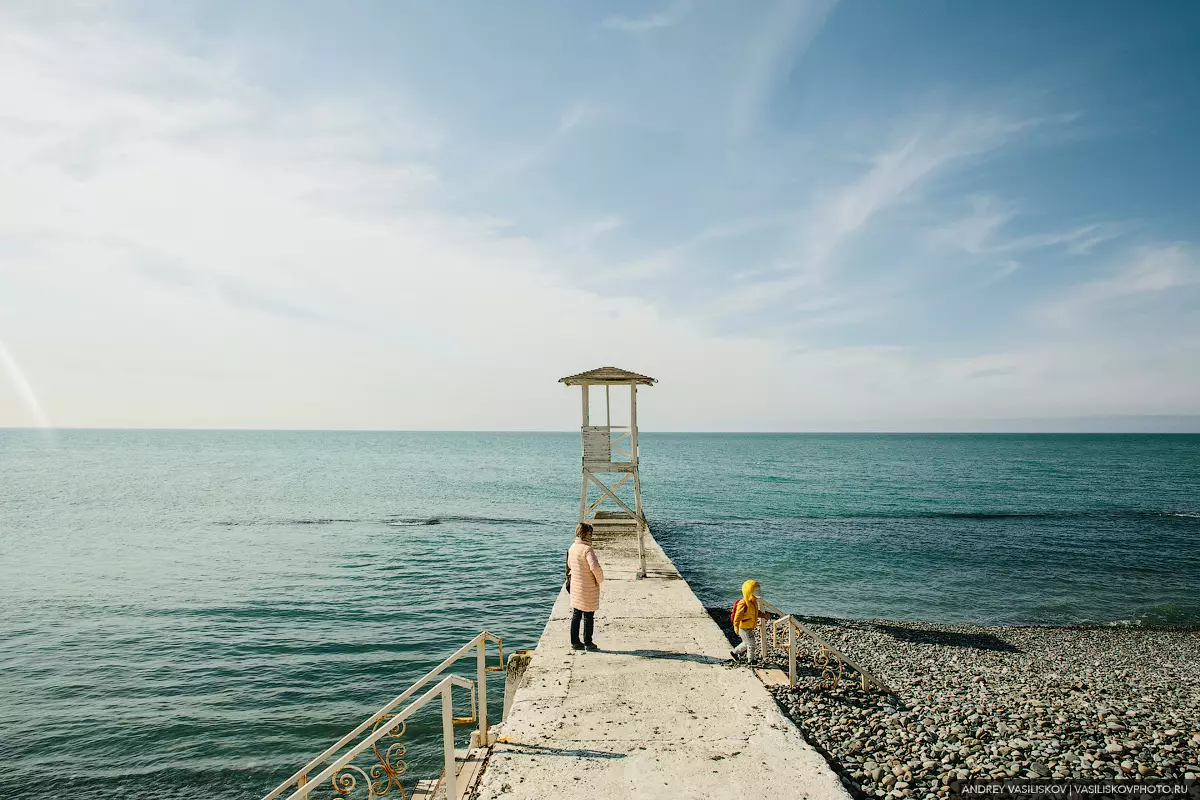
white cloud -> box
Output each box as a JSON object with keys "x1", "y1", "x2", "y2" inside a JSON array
[
  {"x1": 0, "y1": 11, "x2": 814, "y2": 430},
  {"x1": 1, "y1": 8, "x2": 1197, "y2": 431},
  {"x1": 602, "y1": 1, "x2": 692, "y2": 33},
  {"x1": 714, "y1": 112, "x2": 1053, "y2": 316},
  {"x1": 1043, "y1": 244, "x2": 1200, "y2": 327},
  {"x1": 810, "y1": 115, "x2": 1037, "y2": 266},
  {"x1": 730, "y1": 0, "x2": 838, "y2": 140},
  {"x1": 1001, "y1": 223, "x2": 1124, "y2": 256},
  {"x1": 926, "y1": 196, "x2": 1017, "y2": 255}
]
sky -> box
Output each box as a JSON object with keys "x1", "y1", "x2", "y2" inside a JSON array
[{"x1": 1, "y1": 0, "x2": 1199, "y2": 432}]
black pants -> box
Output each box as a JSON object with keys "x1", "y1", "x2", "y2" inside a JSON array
[{"x1": 570, "y1": 609, "x2": 595, "y2": 645}]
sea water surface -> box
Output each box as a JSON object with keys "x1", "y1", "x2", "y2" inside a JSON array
[{"x1": 1, "y1": 430, "x2": 1197, "y2": 797}]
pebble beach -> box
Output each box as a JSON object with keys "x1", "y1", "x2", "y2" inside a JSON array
[{"x1": 752, "y1": 617, "x2": 1200, "y2": 798}]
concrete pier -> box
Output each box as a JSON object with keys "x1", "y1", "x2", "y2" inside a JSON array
[{"x1": 473, "y1": 529, "x2": 850, "y2": 800}]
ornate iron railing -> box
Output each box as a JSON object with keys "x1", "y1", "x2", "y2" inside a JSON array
[
  {"x1": 262, "y1": 632, "x2": 503, "y2": 800},
  {"x1": 758, "y1": 602, "x2": 892, "y2": 694}
]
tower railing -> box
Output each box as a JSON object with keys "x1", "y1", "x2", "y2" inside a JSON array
[{"x1": 262, "y1": 631, "x2": 503, "y2": 800}]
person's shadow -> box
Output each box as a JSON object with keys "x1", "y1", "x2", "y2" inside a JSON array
[
  {"x1": 598, "y1": 649, "x2": 728, "y2": 665},
  {"x1": 500, "y1": 742, "x2": 627, "y2": 759}
]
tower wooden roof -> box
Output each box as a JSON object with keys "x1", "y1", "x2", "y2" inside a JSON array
[{"x1": 559, "y1": 366, "x2": 657, "y2": 386}]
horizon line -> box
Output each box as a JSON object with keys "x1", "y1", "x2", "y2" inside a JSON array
[{"x1": 3, "y1": 423, "x2": 1199, "y2": 435}]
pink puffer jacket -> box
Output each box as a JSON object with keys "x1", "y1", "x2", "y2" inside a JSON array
[{"x1": 567, "y1": 540, "x2": 604, "y2": 612}]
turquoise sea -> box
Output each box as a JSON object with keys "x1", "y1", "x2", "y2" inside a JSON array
[{"x1": 1, "y1": 430, "x2": 1198, "y2": 798}]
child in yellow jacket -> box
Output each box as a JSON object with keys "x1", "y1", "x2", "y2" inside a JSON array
[{"x1": 730, "y1": 579, "x2": 771, "y2": 662}]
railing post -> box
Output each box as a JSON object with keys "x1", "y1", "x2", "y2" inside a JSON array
[
  {"x1": 442, "y1": 683, "x2": 457, "y2": 800},
  {"x1": 757, "y1": 616, "x2": 767, "y2": 663},
  {"x1": 476, "y1": 637, "x2": 488, "y2": 746},
  {"x1": 788, "y1": 619, "x2": 798, "y2": 688}
]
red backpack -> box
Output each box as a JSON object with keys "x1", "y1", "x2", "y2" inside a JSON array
[{"x1": 730, "y1": 598, "x2": 745, "y2": 628}]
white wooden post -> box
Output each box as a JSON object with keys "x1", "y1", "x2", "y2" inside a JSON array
[
  {"x1": 788, "y1": 619, "x2": 798, "y2": 688},
  {"x1": 630, "y1": 383, "x2": 646, "y2": 578},
  {"x1": 442, "y1": 683, "x2": 456, "y2": 800},
  {"x1": 629, "y1": 383, "x2": 638, "y2": 468},
  {"x1": 579, "y1": 470, "x2": 588, "y2": 524},
  {"x1": 579, "y1": 385, "x2": 590, "y2": 523},
  {"x1": 476, "y1": 637, "x2": 488, "y2": 746},
  {"x1": 758, "y1": 617, "x2": 767, "y2": 663}
]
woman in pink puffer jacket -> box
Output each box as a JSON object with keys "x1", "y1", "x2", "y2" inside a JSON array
[{"x1": 566, "y1": 522, "x2": 605, "y2": 650}]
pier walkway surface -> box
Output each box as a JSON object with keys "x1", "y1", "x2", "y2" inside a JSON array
[{"x1": 473, "y1": 530, "x2": 849, "y2": 800}]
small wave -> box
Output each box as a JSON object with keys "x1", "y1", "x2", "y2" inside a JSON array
[
  {"x1": 385, "y1": 514, "x2": 551, "y2": 527},
  {"x1": 218, "y1": 514, "x2": 553, "y2": 527},
  {"x1": 657, "y1": 509, "x2": 1199, "y2": 525},
  {"x1": 1129, "y1": 603, "x2": 1200, "y2": 628},
  {"x1": 216, "y1": 518, "x2": 359, "y2": 526}
]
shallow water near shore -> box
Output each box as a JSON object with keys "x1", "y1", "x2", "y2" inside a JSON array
[{"x1": 1, "y1": 430, "x2": 1197, "y2": 797}]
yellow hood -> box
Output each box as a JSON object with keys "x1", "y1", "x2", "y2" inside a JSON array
[{"x1": 741, "y1": 579, "x2": 760, "y2": 603}]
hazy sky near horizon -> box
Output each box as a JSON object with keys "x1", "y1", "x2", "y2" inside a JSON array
[{"x1": 2, "y1": 1, "x2": 1199, "y2": 432}]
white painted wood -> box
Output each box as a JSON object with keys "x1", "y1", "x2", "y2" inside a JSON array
[
  {"x1": 476, "y1": 639, "x2": 488, "y2": 747},
  {"x1": 265, "y1": 634, "x2": 500, "y2": 800},
  {"x1": 278, "y1": 674, "x2": 473, "y2": 800},
  {"x1": 630, "y1": 383, "x2": 639, "y2": 468},
  {"x1": 579, "y1": 469, "x2": 589, "y2": 523},
  {"x1": 582, "y1": 426, "x2": 612, "y2": 461},
  {"x1": 586, "y1": 472, "x2": 644, "y2": 523},
  {"x1": 582, "y1": 460, "x2": 636, "y2": 473},
  {"x1": 566, "y1": 369, "x2": 653, "y2": 578},
  {"x1": 788, "y1": 619, "x2": 798, "y2": 689},
  {"x1": 630, "y1": 382, "x2": 646, "y2": 578},
  {"x1": 588, "y1": 474, "x2": 630, "y2": 512},
  {"x1": 442, "y1": 683, "x2": 456, "y2": 800}
]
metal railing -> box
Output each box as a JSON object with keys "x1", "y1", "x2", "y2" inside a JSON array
[
  {"x1": 758, "y1": 602, "x2": 892, "y2": 694},
  {"x1": 263, "y1": 631, "x2": 503, "y2": 800}
]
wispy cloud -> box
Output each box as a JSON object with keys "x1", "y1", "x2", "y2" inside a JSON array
[
  {"x1": 1044, "y1": 244, "x2": 1200, "y2": 326},
  {"x1": 457, "y1": 103, "x2": 601, "y2": 199},
  {"x1": 931, "y1": 197, "x2": 1126, "y2": 259},
  {"x1": 558, "y1": 103, "x2": 597, "y2": 134},
  {"x1": 714, "y1": 111, "x2": 1061, "y2": 318},
  {"x1": 602, "y1": 1, "x2": 692, "y2": 33},
  {"x1": 1002, "y1": 223, "x2": 1125, "y2": 256},
  {"x1": 927, "y1": 196, "x2": 1018, "y2": 255},
  {"x1": 730, "y1": 0, "x2": 838, "y2": 140},
  {"x1": 129, "y1": 251, "x2": 340, "y2": 326},
  {"x1": 806, "y1": 114, "x2": 1044, "y2": 266}
]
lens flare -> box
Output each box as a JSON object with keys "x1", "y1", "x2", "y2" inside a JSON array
[{"x1": 0, "y1": 334, "x2": 56, "y2": 445}]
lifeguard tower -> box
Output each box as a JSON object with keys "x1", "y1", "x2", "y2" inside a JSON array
[{"x1": 559, "y1": 366, "x2": 656, "y2": 578}]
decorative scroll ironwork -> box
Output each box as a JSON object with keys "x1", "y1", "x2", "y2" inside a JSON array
[
  {"x1": 763, "y1": 612, "x2": 892, "y2": 694},
  {"x1": 814, "y1": 645, "x2": 844, "y2": 689},
  {"x1": 329, "y1": 717, "x2": 408, "y2": 799}
]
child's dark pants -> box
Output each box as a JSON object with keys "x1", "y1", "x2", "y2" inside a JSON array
[{"x1": 570, "y1": 609, "x2": 594, "y2": 646}]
